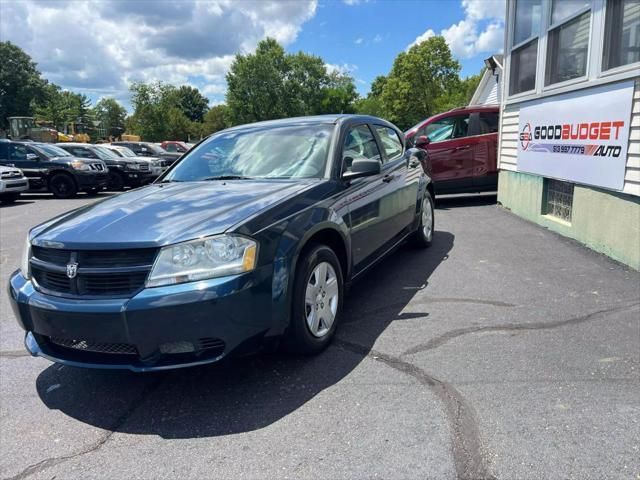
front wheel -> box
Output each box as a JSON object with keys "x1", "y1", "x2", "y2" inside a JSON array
[
  {"x1": 49, "y1": 173, "x2": 77, "y2": 199},
  {"x1": 285, "y1": 245, "x2": 344, "y2": 354},
  {"x1": 411, "y1": 190, "x2": 434, "y2": 248},
  {"x1": 108, "y1": 171, "x2": 125, "y2": 191}
]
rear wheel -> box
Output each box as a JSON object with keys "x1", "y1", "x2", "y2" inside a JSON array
[
  {"x1": 48, "y1": 173, "x2": 77, "y2": 199},
  {"x1": 411, "y1": 190, "x2": 434, "y2": 248},
  {"x1": 285, "y1": 245, "x2": 343, "y2": 354}
]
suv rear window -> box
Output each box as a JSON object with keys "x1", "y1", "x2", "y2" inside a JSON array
[{"x1": 478, "y1": 112, "x2": 499, "y2": 134}]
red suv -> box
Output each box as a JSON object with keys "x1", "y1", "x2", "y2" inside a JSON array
[{"x1": 405, "y1": 105, "x2": 499, "y2": 195}]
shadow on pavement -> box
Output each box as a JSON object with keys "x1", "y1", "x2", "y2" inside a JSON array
[
  {"x1": 435, "y1": 193, "x2": 497, "y2": 210},
  {"x1": 35, "y1": 231, "x2": 454, "y2": 439}
]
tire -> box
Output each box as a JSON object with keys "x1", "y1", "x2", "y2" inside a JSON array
[
  {"x1": 0, "y1": 193, "x2": 19, "y2": 204},
  {"x1": 107, "y1": 171, "x2": 125, "y2": 191},
  {"x1": 48, "y1": 173, "x2": 77, "y2": 199},
  {"x1": 411, "y1": 190, "x2": 434, "y2": 248},
  {"x1": 285, "y1": 244, "x2": 344, "y2": 355}
]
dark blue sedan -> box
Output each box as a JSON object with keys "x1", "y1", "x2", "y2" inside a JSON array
[{"x1": 8, "y1": 115, "x2": 435, "y2": 371}]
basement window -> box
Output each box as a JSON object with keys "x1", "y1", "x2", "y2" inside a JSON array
[{"x1": 543, "y1": 179, "x2": 574, "y2": 222}]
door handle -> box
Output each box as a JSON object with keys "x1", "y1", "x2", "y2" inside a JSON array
[
  {"x1": 382, "y1": 174, "x2": 394, "y2": 183},
  {"x1": 454, "y1": 145, "x2": 471, "y2": 152}
]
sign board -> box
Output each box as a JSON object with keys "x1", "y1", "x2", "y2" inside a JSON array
[{"x1": 517, "y1": 81, "x2": 634, "y2": 191}]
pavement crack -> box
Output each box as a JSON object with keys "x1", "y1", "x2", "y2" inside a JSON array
[
  {"x1": 335, "y1": 338, "x2": 497, "y2": 480},
  {"x1": 403, "y1": 302, "x2": 640, "y2": 357},
  {"x1": 4, "y1": 376, "x2": 165, "y2": 480},
  {"x1": 0, "y1": 350, "x2": 30, "y2": 358}
]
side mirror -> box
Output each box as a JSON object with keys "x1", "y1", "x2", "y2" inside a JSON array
[
  {"x1": 342, "y1": 157, "x2": 381, "y2": 181},
  {"x1": 26, "y1": 153, "x2": 39, "y2": 161},
  {"x1": 415, "y1": 135, "x2": 430, "y2": 148}
]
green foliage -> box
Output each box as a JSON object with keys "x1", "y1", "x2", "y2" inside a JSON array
[
  {"x1": 93, "y1": 98, "x2": 127, "y2": 138},
  {"x1": 202, "y1": 104, "x2": 231, "y2": 135},
  {"x1": 176, "y1": 85, "x2": 209, "y2": 122},
  {"x1": 128, "y1": 81, "x2": 194, "y2": 141},
  {"x1": 226, "y1": 38, "x2": 359, "y2": 124},
  {"x1": 380, "y1": 36, "x2": 462, "y2": 130},
  {"x1": 34, "y1": 84, "x2": 94, "y2": 132},
  {"x1": 0, "y1": 41, "x2": 48, "y2": 130}
]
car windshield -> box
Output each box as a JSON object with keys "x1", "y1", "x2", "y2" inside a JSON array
[
  {"x1": 164, "y1": 124, "x2": 333, "y2": 182},
  {"x1": 33, "y1": 144, "x2": 72, "y2": 158},
  {"x1": 146, "y1": 144, "x2": 166, "y2": 155},
  {"x1": 116, "y1": 146, "x2": 136, "y2": 157},
  {"x1": 94, "y1": 146, "x2": 120, "y2": 159}
]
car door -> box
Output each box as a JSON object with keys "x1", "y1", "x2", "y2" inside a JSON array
[
  {"x1": 5, "y1": 144, "x2": 44, "y2": 186},
  {"x1": 371, "y1": 124, "x2": 419, "y2": 233},
  {"x1": 342, "y1": 124, "x2": 403, "y2": 270},
  {"x1": 419, "y1": 113, "x2": 473, "y2": 192},
  {"x1": 470, "y1": 110, "x2": 499, "y2": 190}
]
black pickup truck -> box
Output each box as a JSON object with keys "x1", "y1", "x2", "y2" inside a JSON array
[{"x1": 0, "y1": 140, "x2": 109, "y2": 198}]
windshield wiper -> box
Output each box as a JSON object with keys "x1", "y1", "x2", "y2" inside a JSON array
[{"x1": 202, "y1": 175, "x2": 254, "y2": 181}]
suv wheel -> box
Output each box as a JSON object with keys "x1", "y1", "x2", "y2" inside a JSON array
[
  {"x1": 411, "y1": 190, "x2": 434, "y2": 248},
  {"x1": 108, "y1": 171, "x2": 125, "y2": 191},
  {"x1": 49, "y1": 173, "x2": 77, "y2": 199},
  {"x1": 286, "y1": 245, "x2": 343, "y2": 354}
]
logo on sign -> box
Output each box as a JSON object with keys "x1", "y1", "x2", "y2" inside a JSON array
[
  {"x1": 519, "y1": 123, "x2": 532, "y2": 151},
  {"x1": 66, "y1": 262, "x2": 78, "y2": 279}
]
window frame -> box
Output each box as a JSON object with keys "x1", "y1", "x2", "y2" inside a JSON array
[
  {"x1": 508, "y1": 0, "x2": 544, "y2": 98},
  {"x1": 371, "y1": 124, "x2": 404, "y2": 163},
  {"x1": 543, "y1": 3, "x2": 593, "y2": 91},
  {"x1": 505, "y1": 0, "x2": 639, "y2": 105},
  {"x1": 339, "y1": 123, "x2": 384, "y2": 177}
]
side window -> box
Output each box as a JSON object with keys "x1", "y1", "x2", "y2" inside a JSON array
[
  {"x1": 69, "y1": 147, "x2": 89, "y2": 157},
  {"x1": 373, "y1": 125, "x2": 403, "y2": 161},
  {"x1": 9, "y1": 144, "x2": 29, "y2": 162},
  {"x1": 342, "y1": 125, "x2": 382, "y2": 173},
  {"x1": 420, "y1": 115, "x2": 470, "y2": 142},
  {"x1": 165, "y1": 144, "x2": 176, "y2": 152},
  {"x1": 478, "y1": 112, "x2": 499, "y2": 135},
  {"x1": 0, "y1": 143, "x2": 8, "y2": 160}
]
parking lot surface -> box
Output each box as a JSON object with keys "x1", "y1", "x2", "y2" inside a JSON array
[{"x1": 1, "y1": 193, "x2": 639, "y2": 480}]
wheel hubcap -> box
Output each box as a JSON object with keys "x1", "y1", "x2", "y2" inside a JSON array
[
  {"x1": 422, "y1": 196, "x2": 433, "y2": 240},
  {"x1": 305, "y1": 261, "x2": 339, "y2": 338}
]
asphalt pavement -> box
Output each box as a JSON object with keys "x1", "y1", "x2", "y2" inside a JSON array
[{"x1": 0, "y1": 192, "x2": 638, "y2": 480}]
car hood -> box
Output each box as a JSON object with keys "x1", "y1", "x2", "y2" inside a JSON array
[
  {"x1": 49, "y1": 155, "x2": 97, "y2": 164},
  {"x1": 31, "y1": 180, "x2": 316, "y2": 249}
]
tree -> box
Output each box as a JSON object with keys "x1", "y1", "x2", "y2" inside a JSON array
[
  {"x1": 202, "y1": 104, "x2": 231, "y2": 135},
  {"x1": 34, "y1": 84, "x2": 93, "y2": 132},
  {"x1": 381, "y1": 36, "x2": 461, "y2": 130},
  {"x1": 226, "y1": 38, "x2": 359, "y2": 124},
  {"x1": 0, "y1": 41, "x2": 47, "y2": 129},
  {"x1": 176, "y1": 85, "x2": 209, "y2": 122},
  {"x1": 93, "y1": 98, "x2": 127, "y2": 138}
]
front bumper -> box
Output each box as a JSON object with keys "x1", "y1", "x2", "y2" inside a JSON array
[
  {"x1": 75, "y1": 171, "x2": 109, "y2": 190},
  {"x1": 0, "y1": 178, "x2": 29, "y2": 194},
  {"x1": 8, "y1": 264, "x2": 276, "y2": 372},
  {"x1": 123, "y1": 170, "x2": 154, "y2": 186}
]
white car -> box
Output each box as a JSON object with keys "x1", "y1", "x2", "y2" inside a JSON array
[
  {"x1": 101, "y1": 144, "x2": 166, "y2": 176},
  {"x1": 0, "y1": 165, "x2": 29, "y2": 203}
]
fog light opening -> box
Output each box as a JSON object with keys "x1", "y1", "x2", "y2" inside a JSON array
[{"x1": 159, "y1": 341, "x2": 195, "y2": 354}]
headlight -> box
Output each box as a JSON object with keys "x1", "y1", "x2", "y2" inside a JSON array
[
  {"x1": 70, "y1": 161, "x2": 91, "y2": 171},
  {"x1": 126, "y1": 163, "x2": 141, "y2": 171},
  {"x1": 20, "y1": 235, "x2": 31, "y2": 279},
  {"x1": 146, "y1": 235, "x2": 258, "y2": 287}
]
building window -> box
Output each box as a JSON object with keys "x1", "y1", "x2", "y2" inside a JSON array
[
  {"x1": 545, "y1": 10, "x2": 591, "y2": 85},
  {"x1": 544, "y1": 179, "x2": 574, "y2": 222},
  {"x1": 603, "y1": 0, "x2": 640, "y2": 71},
  {"x1": 510, "y1": 0, "x2": 542, "y2": 96},
  {"x1": 510, "y1": 39, "x2": 538, "y2": 94}
]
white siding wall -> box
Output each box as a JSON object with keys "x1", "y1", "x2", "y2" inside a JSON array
[{"x1": 498, "y1": 78, "x2": 640, "y2": 197}]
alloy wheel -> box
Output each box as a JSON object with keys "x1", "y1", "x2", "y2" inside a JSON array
[{"x1": 304, "y1": 261, "x2": 339, "y2": 338}]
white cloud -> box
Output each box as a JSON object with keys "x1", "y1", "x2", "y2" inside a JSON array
[
  {"x1": 355, "y1": 37, "x2": 364, "y2": 44},
  {"x1": 408, "y1": 0, "x2": 505, "y2": 59},
  {"x1": 325, "y1": 63, "x2": 358, "y2": 75},
  {"x1": 373, "y1": 34, "x2": 383, "y2": 43},
  {"x1": 342, "y1": 0, "x2": 369, "y2": 5},
  {"x1": 0, "y1": 0, "x2": 318, "y2": 107}
]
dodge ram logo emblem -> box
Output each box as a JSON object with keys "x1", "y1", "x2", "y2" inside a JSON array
[{"x1": 66, "y1": 262, "x2": 78, "y2": 279}]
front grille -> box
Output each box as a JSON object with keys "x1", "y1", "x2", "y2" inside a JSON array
[
  {"x1": 138, "y1": 163, "x2": 150, "y2": 171},
  {"x1": 1, "y1": 171, "x2": 22, "y2": 179},
  {"x1": 49, "y1": 337, "x2": 138, "y2": 355},
  {"x1": 31, "y1": 247, "x2": 157, "y2": 297},
  {"x1": 91, "y1": 163, "x2": 105, "y2": 171}
]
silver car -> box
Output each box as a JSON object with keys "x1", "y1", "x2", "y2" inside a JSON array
[{"x1": 0, "y1": 164, "x2": 29, "y2": 203}]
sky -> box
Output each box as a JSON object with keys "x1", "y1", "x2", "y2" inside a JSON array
[{"x1": 0, "y1": 0, "x2": 506, "y2": 111}]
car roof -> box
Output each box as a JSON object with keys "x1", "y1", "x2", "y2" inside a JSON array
[{"x1": 222, "y1": 114, "x2": 392, "y2": 134}]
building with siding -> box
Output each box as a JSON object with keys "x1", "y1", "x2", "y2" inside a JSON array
[
  {"x1": 498, "y1": 0, "x2": 640, "y2": 269},
  {"x1": 469, "y1": 55, "x2": 503, "y2": 106}
]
